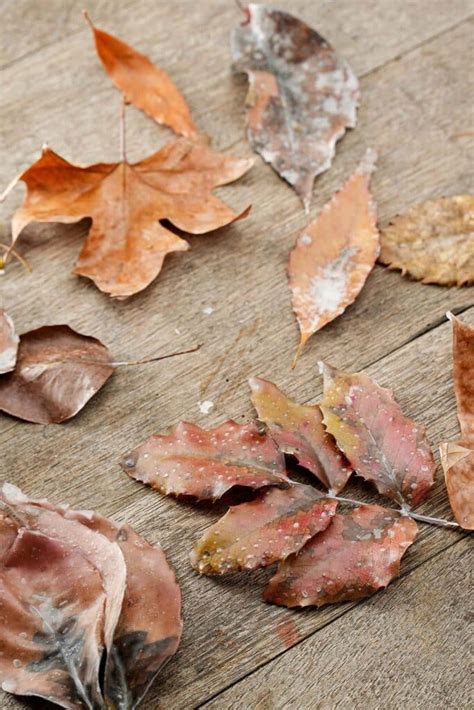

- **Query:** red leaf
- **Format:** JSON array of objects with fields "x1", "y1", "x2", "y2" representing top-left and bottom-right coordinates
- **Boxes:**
[
  {"x1": 448, "y1": 312, "x2": 474, "y2": 439},
  {"x1": 0, "y1": 309, "x2": 19, "y2": 374},
  {"x1": 121, "y1": 420, "x2": 289, "y2": 500},
  {"x1": 249, "y1": 377, "x2": 351, "y2": 493},
  {"x1": 319, "y1": 363, "x2": 435, "y2": 507},
  {"x1": 191, "y1": 484, "x2": 337, "y2": 574},
  {"x1": 0, "y1": 324, "x2": 114, "y2": 424},
  {"x1": 264, "y1": 504, "x2": 417, "y2": 608}
]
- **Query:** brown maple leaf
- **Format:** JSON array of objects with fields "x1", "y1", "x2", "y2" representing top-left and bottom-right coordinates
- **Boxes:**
[{"x1": 6, "y1": 139, "x2": 252, "y2": 298}]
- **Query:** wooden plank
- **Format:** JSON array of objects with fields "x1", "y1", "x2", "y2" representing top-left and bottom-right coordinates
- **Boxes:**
[
  {"x1": 204, "y1": 537, "x2": 472, "y2": 710},
  {"x1": 1, "y1": 0, "x2": 473, "y2": 72},
  {"x1": 0, "y1": 3, "x2": 473, "y2": 709},
  {"x1": 1, "y1": 307, "x2": 472, "y2": 710}
]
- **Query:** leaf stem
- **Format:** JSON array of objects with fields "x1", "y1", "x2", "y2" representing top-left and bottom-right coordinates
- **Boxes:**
[
  {"x1": 329, "y1": 493, "x2": 460, "y2": 529},
  {"x1": 0, "y1": 243, "x2": 31, "y2": 272},
  {"x1": 56, "y1": 344, "x2": 202, "y2": 368}
]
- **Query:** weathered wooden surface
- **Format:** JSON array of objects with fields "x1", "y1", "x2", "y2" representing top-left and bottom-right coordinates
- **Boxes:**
[{"x1": 0, "y1": 1, "x2": 473, "y2": 708}]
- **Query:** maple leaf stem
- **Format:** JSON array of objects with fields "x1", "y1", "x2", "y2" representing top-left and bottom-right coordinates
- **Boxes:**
[
  {"x1": 330, "y1": 494, "x2": 460, "y2": 529},
  {"x1": 60, "y1": 344, "x2": 202, "y2": 368},
  {"x1": 0, "y1": 243, "x2": 31, "y2": 272}
]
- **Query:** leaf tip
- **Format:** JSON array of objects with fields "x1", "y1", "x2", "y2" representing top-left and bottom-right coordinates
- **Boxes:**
[{"x1": 358, "y1": 147, "x2": 378, "y2": 176}]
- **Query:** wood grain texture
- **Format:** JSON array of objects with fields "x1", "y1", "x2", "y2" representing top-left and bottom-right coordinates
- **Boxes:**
[
  {"x1": 205, "y1": 537, "x2": 472, "y2": 710},
  {"x1": 0, "y1": 1, "x2": 473, "y2": 708}
]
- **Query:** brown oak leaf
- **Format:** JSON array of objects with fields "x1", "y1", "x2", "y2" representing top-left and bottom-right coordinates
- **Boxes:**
[
  {"x1": 232, "y1": 3, "x2": 359, "y2": 210},
  {"x1": 379, "y1": 195, "x2": 474, "y2": 285},
  {"x1": 288, "y1": 149, "x2": 378, "y2": 364},
  {"x1": 0, "y1": 309, "x2": 19, "y2": 374},
  {"x1": 7, "y1": 140, "x2": 252, "y2": 298},
  {"x1": 264, "y1": 504, "x2": 417, "y2": 607}
]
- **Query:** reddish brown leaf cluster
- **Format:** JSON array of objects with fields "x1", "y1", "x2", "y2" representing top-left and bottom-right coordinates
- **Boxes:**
[
  {"x1": 122, "y1": 363, "x2": 437, "y2": 608},
  {"x1": 3, "y1": 16, "x2": 252, "y2": 298},
  {"x1": 0, "y1": 484, "x2": 182, "y2": 709}
]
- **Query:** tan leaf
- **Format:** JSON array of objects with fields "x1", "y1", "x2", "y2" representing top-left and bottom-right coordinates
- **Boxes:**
[
  {"x1": 448, "y1": 312, "x2": 474, "y2": 439},
  {"x1": 7, "y1": 141, "x2": 252, "y2": 298},
  {"x1": 85, "y1": 13, "x2": 197, "y2": 137},
  {"x1": 0, "y1": 309, "x2": 19, "y2": 374},
  {"x1": 288, "y1": 149, "x2": 379, "y2": 363},
  {"x1": 232, "y1": 4, "x2": 359, "y2": 210},
  {"x1": 0, "y1": 324, "x2": 114, "y2": 424},
  {"x1": 379, "y1": 195, "x2": 474, "y2": 285},
  {"x1": 439, "y1": 441, "x2": 474, "y2": 530}
]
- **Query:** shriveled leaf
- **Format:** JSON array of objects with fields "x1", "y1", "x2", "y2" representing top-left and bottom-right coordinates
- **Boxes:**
[
  {"x1": 249, "y1": 377, "x2": 351, "y2": 493},
  {"x1": 440, "y1": 441, "x2": 474, "y2": 530},
  {"x1": 86, "y1": 14, "x2": 197, "y2": 137},
  {"x1": 0, "y1": 324, "x2": 114, "y2": 424},
  {"x1": 448, "y1": 313, "x2": 474, "y2": 439},
  {"x1": 0, "y1": 520, "x2": 106, "y2": 709},
  {"x1": 319, "y1": 363, "x2": 435, "y2": 507},
  {"x1": 0, "y1": 484, "x2": 127, "y2": 658},
  {"x1": 0, "y1": 309, "x2": 19, "y2": 374},
  {"x1": 191, "y1": 484, "x2": 337, "y2": 574},
  {"x1": 379, "y1": 195, "x2": 474, "y2": 285},
  {"x1": 439, "y1": 314, "x2": 474, "y2": 529},
  {"x1": 288, "y1": 150, "x2": 378, "y2": 363},
  {"x1": 264, "y1": 504, "x2": 417, "y2": 608},
  {"x1": 121, "y1": 420, "x2": 288, "y2": 500},
  {"x1": 70, "y1": 511, "x2": 182, "y2": 709},
  {"x1": 8, "y1": 141, "x2": 252, "y2": 297},
  {"x1": 232, "y1": 4, "x2": 359, "y2": 210}
]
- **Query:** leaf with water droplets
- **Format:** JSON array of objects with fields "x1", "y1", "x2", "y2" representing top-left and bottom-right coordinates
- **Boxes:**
[
  {"x1": 439, "y1": 314, "x2": 474, "y2": 529},
  {"x1": 0, "y1": 518, "x2": 106, "y2": 709},
  {"x1": 121, "y1": 420, "x2": 289, "y2": 500},
  {"x1": 0, "y1": 324, "x2": 114, "y2": 424},
  {"x1": 249, "y1": 377, "x2": 351, "y2": 492},
  {"x1": 86, "y1": 13, "x2": 197, "y2": 137},
  {"x1": 231, "y1": 3, "x2": 359, "y2": 210},
  {"x1": 379, "y1": 195, "x2": 474, "y2": 285},
  {"x1": 319, "y1": 363, "x2": 436, "y2": 507},
  {"x1": 288, "y1": 150, "x2": 379, "y2": 364},
  {"x1": 0, "y1": 309, "x2": 19, "y2": 374},
  {"x1": 264, "y1": 504, "x2": 417, "y2": 607},
  {"x1": 191, "y1": 484, "x2": 337, "y2": 574}
]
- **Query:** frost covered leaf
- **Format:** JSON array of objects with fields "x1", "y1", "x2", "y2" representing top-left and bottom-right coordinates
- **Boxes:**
[
  {"x1": 249, "y1": 377, "x2": 351, "y2": 492},
  {"x1": 7, "y1": 142, "x2": 252, "y2": 298},
  {"x1": 440, "y1": 442, "x2": 474, "y2": 530},
  {"x1": 0, "y1": 324, "x2": 114, "y2": 424},
  {"x1": 319, "y1": 363, "x2": 435, "y2": 507},
  {"x1": 439, "y1": 314, "x2": 474, "y2": 529},
  {"x1": 264, "y1": 504, "x2": 417, "y2": 608},
  {"x1": 379, "y1": 195, "x2": 474, "y2": 286},
  {"x1": 69, "y1": 511, "x2": 182, "y2": 708},
  {"x1": 232, "y1": 3, "x2": 359, "y2": 209},
  {"x1": 288, "y1": 150, "x2": 378, "y2": 363},
  {"x1": 121, "y1": 420, "x2": 289, "y2": 500},
  {"x1": 191, "y1": 484, "x2": 337, "y2": 574},
  {"x1": 0, "y1": 309, "x2": 19, "y2": 374},
  {"x1": 0, "y1": 518, "x2": 107, "y2": 708},
  {"x1": 86, "y1": 14, "x2": 197, "y2": 137}
]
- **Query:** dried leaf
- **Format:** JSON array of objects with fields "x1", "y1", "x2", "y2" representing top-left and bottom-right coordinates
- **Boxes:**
[
  {"x1": 68, "y1": 511, "x2": 182, "y2": 708},
  {"x1": 191, "y1": 484, "x2": 337, "y2": 574},
  {"x1": 264, "y1": 504, "x2": 417, "y2": 607},
  {"x1": 121, "y1": 420, "x2": 289, "y2": 500},
  {"x1": 440, "y1": 314, "x2": 474, "y2": 529},
  {"x1": 0, "y1": 324, "x2": 114, "y2": 424},
  {"x1": 232, "y1": 3, "x2": 359, "y2": 209},
  {"x1": 439, "y1": 441, "x2": 474, "y2": 530},
  {"x1": 0, "y1": 309, "x2": 19, "y2": 374},
  {"x1": 86, "y1": 14, "x2": 197, "y2": 137},
  {"x1": 0, "y1": 516, "x2": 107, "y2": 708},
  {"x1": 249, "y1": 377, "x2": 351, "y2": 493},
  {"x1": 319, "y1": 363, "x2": 436, "y2": 507},
  {"x1": 379, "y1": 195, "x2": 474, "y2": 285},
  {"x1": 9, "y1": 141, "x2": 252, "y2": 298},
  {"x1": 288, "y1": 150, "x2": 378, "y2": 363}
]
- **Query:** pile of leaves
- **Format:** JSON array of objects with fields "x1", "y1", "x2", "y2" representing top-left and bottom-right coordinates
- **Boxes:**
[
  {"x1": 0, "y1": 483, "x2": 182, "y2": 709},
  {"x1": 120, "y1": 345, "x2": 472, "y2": 608}
]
